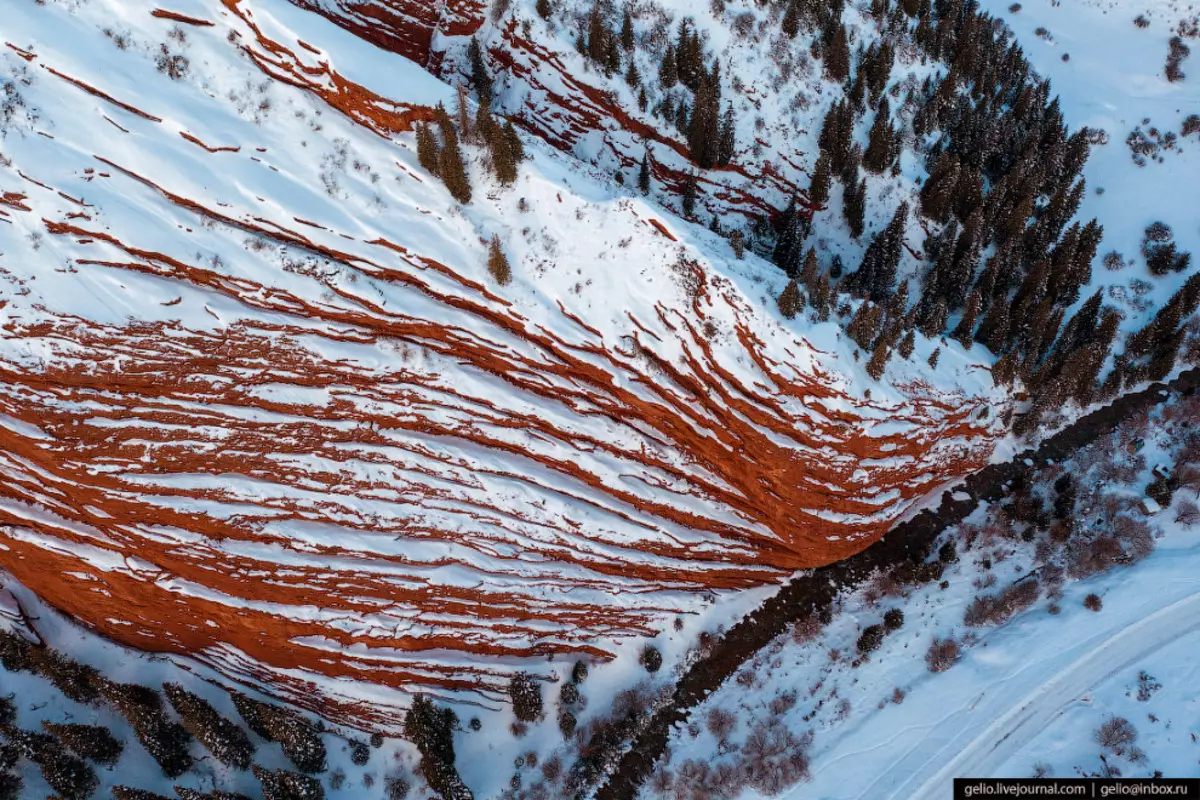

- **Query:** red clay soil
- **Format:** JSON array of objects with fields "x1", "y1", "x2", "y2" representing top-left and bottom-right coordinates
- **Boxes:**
[
  {"x1": 179, "y1": 131, "x2": 241, "y2": 153},
  {"x1": 43, "y1": 67, "x2": 164, "y2": 123},
  {"x1": 150, "y1": 8, "x2": 216, "y2": 26}
]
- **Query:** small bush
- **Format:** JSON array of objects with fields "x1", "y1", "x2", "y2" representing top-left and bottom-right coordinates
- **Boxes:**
[
  {"x1": 384, "y1": 776, "x2": 411, "y2": 800},
  {"x1": 1084, "y1": 593, "x2": 1103, "y2": 612},
  {"x1": 1095, "y1": 716, "x2": 1137, "y2": 753},
  {"x1": 557, "y1": 711, "x2": 576, "y2": 738},
  {"x1": 964, "y1": 579, "x2": 1040, "y2": 627},
  {"x1": 925, "y1": 637, "x2": 959, "y2": 672},
  {"x1": 349, "y1": 739, "x2": 370, "y2": 766},
  {"x1": 570, "y1": 661, "x2": 589, "y2": 684},
  {"x1": 559, "y1": 682, "x2": 580, "y2": 707},
  {"x1": 791, "y1": 614, "x2": 823, "y2": 644},
  {"x1": 705, "y1": 707, "x2": 736, "y2": 741},
  {"x1": 856, "y1": 624, "x2": 884, "y2": 655},
  {"x1": 741, "y1": 718, "x2": 813, "y2": 794},
  {"x1": 639, "y1": 646, "x2": 663, "y2": 673},
  {"x1": 883, "y1": 608, "x2": 905, "y2": 632},
  {"x1": 508, "y1": 672, "x2": 543, "y2": 722}
]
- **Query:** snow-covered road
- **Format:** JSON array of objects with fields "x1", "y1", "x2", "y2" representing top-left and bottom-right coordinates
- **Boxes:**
[{"x1": 799, "y1": 526, "x2": 1200, "y2": 800}]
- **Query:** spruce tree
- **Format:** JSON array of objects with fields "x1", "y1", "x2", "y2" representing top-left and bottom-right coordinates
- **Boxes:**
[
  {"x1": 730, "y1": 230, "x2": 746, "y2": 259},
  {"x1": 405, "y1": 697, "x2": 471, "y2": 800},
  {"x1": 866, "y1": 339, "x2": 891, "y2": 380},
  {"x1": 928, "y1": 347, "x2": 941, "y2": 369},
  {"x1": 681, "y1": 171, "x2": 698, "y2": 217},
  {"x1": 825, "y1": 25, "x2": 851, "y2": 83},
  {"x1": 620, "y1": 8, "x2": 634, "y2": 51},
  {"x1": 717, "y1": 105, "x2": 736, "y2": 166},
  {"x1": 898, "y1": 328, "x2": 916, "y2": 359},
  {"x1": 40, "y1": 722, "x2": 123, "y2": 766},
  {"x1": 863, "y1": 97, "x2": 894, "y2": 173},
  {"x1": 850, "y1": 201, "x2": 906, "y2": 301},
  {"x1": 660, "y1": 44, "x2": 678, "y2": 88},
  {"x1": 435, "y1": 106, "x2": 472, "y2": 204},
  {"x1": 536, "y1": 0, "x2": 551, "y2": 19},
  {"x1": 848, "y1": 302, "x2": 885, "y2": 350},
  {"x1": 975, "y1": 299, "x2": 1010, "y2": 353},
  {"x1": 844, "y1": 178, "x2": 866, "y2": 239},
  {"x1": 415, "y1": 123, "x2": 441, "y2": 176},
  {"x1": 164, "y1": 684, "x2": 255, "y2": 771},
  {"x1": 637, "y1": 151, "x2": 651, "y2": 194},
  {"x1": 467, "y1": 37, "x2": 493, "y2": 101},
  {"x1": 783, "y1": 1, "x2": 801, "y2": 38},
  {"x1": 487, "y1": 235, "x2": 512, "y2": 285},
  {"x1": 99, "y1": 681, "x2": 193, "y2": 778},
  {"x1": 231, "y1": 693, "x2": 326, "y2": 775},
  {"x1": 778, "y1": 280, "x2": 803, "y2": 319},
  {"x1": 772, "y1": 196, "x2": 804, "y2": 276},
  {"x1": 625, "y1": 60, "x2": 641, "y2": 89},
  {"x1": 809, "y1": 152, "x2": 831, "y2": 206},
  {"x1": 951, "y1": 290, "x2": 981, "y2": 348}
]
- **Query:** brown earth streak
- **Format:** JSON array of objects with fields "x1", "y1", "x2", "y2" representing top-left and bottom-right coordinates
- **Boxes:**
[{"x1": 0, "y1": 160, "x2": 995, "y2": 726}]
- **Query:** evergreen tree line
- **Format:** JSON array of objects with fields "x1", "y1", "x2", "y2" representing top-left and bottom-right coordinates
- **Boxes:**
[
  {"x1": 761, "y1": 0, "x2": 1195, "y2": 420},
  {"x1": 0, "y1": 628, "x2": 342, "y2": 800},
  {"x1": 415, "y1": 91, "x2": 525, "y2": 204}
]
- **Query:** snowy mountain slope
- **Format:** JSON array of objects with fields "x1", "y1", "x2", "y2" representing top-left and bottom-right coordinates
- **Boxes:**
[
  {"x1": 0, "y1": 0, "x2": 1002, "y2": 729},
  {"x1": 972, "y1": 0, "x2": 1200, "y2": 342}
]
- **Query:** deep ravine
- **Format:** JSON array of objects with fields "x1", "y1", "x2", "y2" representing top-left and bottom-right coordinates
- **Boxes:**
[{"x1": 593, "y1": 365, "x2": 1200, "y2": 800}]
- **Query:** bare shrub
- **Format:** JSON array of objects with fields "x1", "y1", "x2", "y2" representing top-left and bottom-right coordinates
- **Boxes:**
[
  {"x1": 925, "y1": 637, "x2": 959, "y2": 672},
  {"x1": 769, "y1": 690, "x2": 798, "y2": 716},
  {"x1": 791, "y1": 614, "x2": 823, "y2": 644},
  {"x1": 1166, "y1": 37, "x2": 1190, "y2": 82},
  {"x1": 154, "y1": 45, "x2": 190, "y2": 80},
  {"x1": 740, "y1": 718, "x2": 813, "y2": 795},
  {"x1": 1095, "y1": 716, "x2": 1137, "y2": 753},
  {"x1": 964, "y1": 579, "x2": 1040, "y2": 626},
  {"x1": 1175, "y1": 499, "x2": 1200, "y2": 525},
  {"x1": 705, "y1": 707, "x2": 737, "y2": 742}
]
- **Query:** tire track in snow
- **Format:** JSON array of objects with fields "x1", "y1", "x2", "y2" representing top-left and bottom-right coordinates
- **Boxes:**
[{"x1": 894, "y1": 589, "x2": 1200, "y2": 800}]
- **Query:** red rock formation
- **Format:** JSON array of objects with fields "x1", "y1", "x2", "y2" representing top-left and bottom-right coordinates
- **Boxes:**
[
  {"x1": 0, "y1": 0, "x2": 1000, "y2": 729},
  {"x1": 285, "y1": 0, "x2": 485, "y2": 66}
]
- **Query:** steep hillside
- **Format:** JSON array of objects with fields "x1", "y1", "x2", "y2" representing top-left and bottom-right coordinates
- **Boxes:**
[{"x1": 0, "y1": 0, "x2": 1001, "y2": 731}]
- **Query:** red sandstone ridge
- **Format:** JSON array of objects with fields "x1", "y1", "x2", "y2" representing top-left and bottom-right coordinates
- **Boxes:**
[{"x1": 285, "y1": 0, "x2": 485, "y2": 66}]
